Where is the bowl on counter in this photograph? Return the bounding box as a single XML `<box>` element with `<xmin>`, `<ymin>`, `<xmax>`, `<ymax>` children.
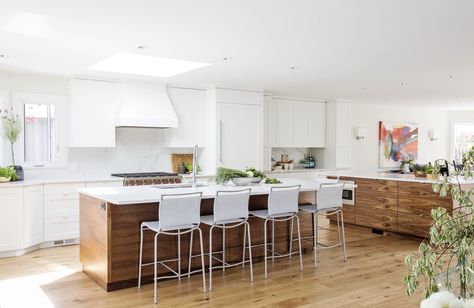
<box><xmin>232</xmin><ymin>177</ymin><xmax>260</xmax><ymax>186</ymax></box>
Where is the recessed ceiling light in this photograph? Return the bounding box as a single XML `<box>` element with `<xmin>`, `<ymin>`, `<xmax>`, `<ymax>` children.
<box><xmin>0</xmin><ymin>54</ymin><xmax>7</xmax><ymax>59</ymax></box>
<box><xmin>5</xmin><ymin>12</ymin><xmax>50</xmax><ymax>37</ymax></box>
<box><xmin>137</xmin><ymin>45</ymin><xmax>149</xmax><ymax>50</ymax></box>
<box><xmin>288</xmin><ymin>85</ymin><xmax>295</xmax><ymax>89</ymax></box>
<box><xmin>400</xmin><ymin>82</ymin><xmax>407</xmax><ymax>86</ymax></box>
<box><xmin>222</xmin><ymin>57</ymin><xmax>232</xmax><ymax>61</ymax></box>
<box><xmin>290</xmin><ymin>66</ymin><xmax>300</xmax><ymax>70</ymax></box>
<box><xmin>449</xmin><ymin>75</ymin><xmax>454</xmax><ymax>79</ymax></box>
<box><xmin>88</xmin><ymin>52</ymin><xmax>210</xmax><ymax>78</ymax></box>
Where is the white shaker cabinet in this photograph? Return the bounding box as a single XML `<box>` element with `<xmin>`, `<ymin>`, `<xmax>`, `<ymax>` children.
<box><xmin>43</xmin><ymin>182</ymin><xmax>85</xmax><ymax>242</ymax></box>
<box><xmin>165</xmin><ymin>87</ymin><xmax>206</xmax><ymax>148</ymax></box>
<box><xmin>0</xmin><ymin>187</ymin><xmax>23</xmax><ymax>252</ymax></box>
<box><xmin>270</xmin><ymin>98</ymin><xmax>326</xmax><ymax>148</ymax></box>
<box><xmin>68</xmin><ymin>79</ymin><xmax>122</xmax><ymax>147</ymax></box>
<box><xmin>217</xmin><ymin>103</ymin><xmax>263</xmax><ymax>170</ymax></box>
<box><xmin>23</xmin><ymin>185</ymin><xmax>44</xmax><ymax>248</ymax></box>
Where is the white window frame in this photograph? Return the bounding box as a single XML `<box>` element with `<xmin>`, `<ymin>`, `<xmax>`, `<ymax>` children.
<box><xmin>11</xmin><ymin>92</ymin><xmax>68</xmax><ymax>169</ymax></box>
<box><xmin>451</xmin><ymin>121</ymin><xmax>474</xmax><ymax>162</ymax></box>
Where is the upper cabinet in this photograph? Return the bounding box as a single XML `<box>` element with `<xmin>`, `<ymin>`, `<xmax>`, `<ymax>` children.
<box><xmin>68</xmin><ymin>79</ymin><xmax>122</xmax><ymax>147</ymax></box>
<box><xmin>165</xmin><ymin>87</ymin><xmax>206</xmax><ymax>148</ymax></box>
<box><xmin>266</xmin><ymin>97</ymin><xmax>326</xmax><ymax>148</ymax></box>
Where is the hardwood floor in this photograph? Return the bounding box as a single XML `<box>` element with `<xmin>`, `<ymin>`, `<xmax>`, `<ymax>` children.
<box><xmin>0</xmin><ymin>219</ymin><xmax>423</xmax><ymax>307</ymax></box>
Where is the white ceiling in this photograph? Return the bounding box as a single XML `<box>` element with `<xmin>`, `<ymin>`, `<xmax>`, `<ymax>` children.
<box><xmin>1</xmin><ymin>0</ymin><xmax>474</xmax><ymax>108</ymax></box>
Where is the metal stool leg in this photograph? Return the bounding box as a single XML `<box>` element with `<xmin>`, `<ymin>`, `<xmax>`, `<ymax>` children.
<box><xmin>313</xmin><ymin>213</ymin><xmax>317</xmax><ymax>268</ymax></box>
<box><xmin>295</xmin><ymin>216</ymin><xmax>303</xmax><ymax>272</ymax></box>
<box><xmin>138</xmin><ymin>225</ymin><xmax>144</xmax><ymax>288</ymax></box>
<box><xmin>209</xmin><ymin>226</ymin><xmax>214</xmax><ymax>291</ymax></box>
<box><xmin>154</xmin><ymin>232</ymin><xmax>159</xmax><ymax>304</ymax></box>
<box><xmin>340</xmin><ymin>211</ymin><xmax>347</xmax><ymax>262</ymax></box>
<box><xmin>188</xmin><ymin>229</ymin><xmax>193</xmax><ymax>278</ymax></box>
<box><xmin>336</xmin><ymin>211</ymin><xmax>341</xmax><ymax>244</ymax></box>
<box><xmin>242</xmin><ymin>222</ymin><xmax>247</xmax><ymax>269</ymax></box>
<box><xmin>198</xmin><ymin>227</ymin><xmax>207</xmax><ymax>293</ymax></box>
<box><xmin>264</xmin><ymin>219</ymin><xmax>268</xmax><ymax>279</ymax></box>
<box><xmin>222</xmin><ymin>226</ymin><xmax>226</xmax><ymax>272</ymax></box>
<box><xmin>246</xmin><ymin>221</ymin><xmax>254</xmax><ymax>282</ymax></box>
<box><xmin>289</xmin><ymin>218</ymin><xmax>294</xmax><ymax>260</ymax></box>
<box><xmin>272</xmin><ymin>220</ymin><xmax>275</xmax><ymax>262</ymax></box>
<box><xmin>178</xmin><ymin>232</ymin><xmax>181</xmax><ymax>280</ymax></box>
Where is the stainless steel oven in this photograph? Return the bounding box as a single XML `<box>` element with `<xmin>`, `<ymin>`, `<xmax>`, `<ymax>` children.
<box><xmin>340</xmin><ymin>180</ymin><xmax>355</xmax><ymax>205</ymax></box>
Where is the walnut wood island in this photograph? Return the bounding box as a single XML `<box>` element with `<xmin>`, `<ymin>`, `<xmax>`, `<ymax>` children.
<box><xmin>78</xmin><ymin>182</ymin><xmax>320</xmax><ymax>291</ymax></box>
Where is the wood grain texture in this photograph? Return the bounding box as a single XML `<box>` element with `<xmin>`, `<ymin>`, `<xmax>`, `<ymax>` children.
<box><xmin>355</xmin><ymin>179</ymin><xmax>398</xmax><ymax>232</ymax></box>
<box><xmin>397</xmin><ymin>182</ymin><xmax>452</xmax><ymax>237</ymax></box>
<box><xmin>79</xmin><ymin>194</ymin><xmax>109</xmax><ymax>290</ymax></box>
<box><xmin>80</xmin><ymin>193</ymin><xmax>305</xmax><ymax>291</ymax></box>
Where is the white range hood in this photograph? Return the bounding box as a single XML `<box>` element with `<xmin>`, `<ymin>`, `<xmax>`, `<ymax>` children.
<box><xmin>115</xmin><ymin>81</ymin><xmax>178</xmax><ymax>128</ymax></box>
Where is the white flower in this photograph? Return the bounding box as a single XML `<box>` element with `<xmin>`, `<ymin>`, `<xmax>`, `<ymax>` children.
<box><xmin>246</xmin><ymin>171</ymin><xmax>254</xmax><ymax>177</ymax></box>
<box><xmin>430</xmin><ymin>291</ymin><xmax>457</xmax><ymax>306</ymax></box>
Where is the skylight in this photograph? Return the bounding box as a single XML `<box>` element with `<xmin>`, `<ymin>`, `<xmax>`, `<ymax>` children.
<box><xmin>88</xmin><ymin>52</ymin><xmax>210</xmax><ymax>77</ymax></box>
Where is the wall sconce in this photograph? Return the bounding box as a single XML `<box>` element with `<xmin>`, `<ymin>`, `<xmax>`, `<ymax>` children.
<box><xmin>355</xmin><ymin>127</ymin><xmax>367</xmax><ymax>140</ymax></box>
<box><xmin>429</xmin><ymin>129</ymin><xmax>439</xmax><ymax>141</ymax></box>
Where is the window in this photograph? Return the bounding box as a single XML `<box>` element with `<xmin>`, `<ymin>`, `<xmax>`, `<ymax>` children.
<box><xmin>11</xmin><ymin>93</ymin><xmax>67</xmax><ymax>168</ymax></box>
<box><xmin>24</xmin><ymin>103</ymin><xmax>55</xmax><ymax>163</ymax></box>
<box><xmin>453</xmin><ymin>123</ymin><xmax>474</xmax><ymax>162</ymax></box>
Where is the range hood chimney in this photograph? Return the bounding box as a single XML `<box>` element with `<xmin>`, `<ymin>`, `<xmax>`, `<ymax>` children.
<box><xmin>115</xmin><ymin>81</ymin><xmax>178</xmax><ymax>128</ymax></box>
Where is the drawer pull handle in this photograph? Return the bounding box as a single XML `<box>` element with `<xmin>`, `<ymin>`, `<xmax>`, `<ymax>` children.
<box><xmin>100</xmin><ymin>202</ymin><xmax>106</xmax><ymax>211</ymax></box>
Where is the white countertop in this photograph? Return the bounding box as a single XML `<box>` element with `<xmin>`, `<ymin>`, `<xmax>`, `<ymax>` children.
<box><xmin>78</xmin><ymin>178</ymin><xmax>324</xmax><ymax>205</ymax></box>
<box><xmin>0</xmin><ymin>175</ymin><xmax>123</xmax><ymax>188</ymax></box>
<box><xmin>322</xmin><ymin>170</ymin><xmax>445</xmax><ymax>183</ymax></box>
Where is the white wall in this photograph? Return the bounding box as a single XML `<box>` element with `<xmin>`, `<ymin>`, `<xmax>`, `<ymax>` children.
<box><xmin>350</xmin><ymin>103</ymin><xmax>449</xmax><ymax>172</ymax></box>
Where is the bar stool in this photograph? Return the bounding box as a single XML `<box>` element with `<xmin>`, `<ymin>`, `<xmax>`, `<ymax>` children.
<box><xmin>200</xmin><ymin>188</ymin><xmax>253</xmax><ymax>290</ymax></box>
<box><xmin>298</xmin><ymin>183</ymin><xmax>346</xmax><ymax>268</ymax></box>
<box><xmin>250</xmin><ymin>185</ymin><xmax>303</xmax><ymax>279</ymax></box>
<box><xmin>138</xmin><ymin>192</ymin><xmax>206</xmax><ymax>304</ymax></box>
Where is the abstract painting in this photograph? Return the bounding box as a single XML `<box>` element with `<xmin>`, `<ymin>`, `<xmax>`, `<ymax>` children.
<box><xmin>379</xmin><ymin>121</ymin><xmax>418</xmax><ymax>168</ymax></box>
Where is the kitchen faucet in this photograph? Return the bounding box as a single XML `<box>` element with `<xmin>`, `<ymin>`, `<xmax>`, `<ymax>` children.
<box><xmin>192</xmin><ymin>144</ymin><xmax>198</xmax><ymax>188</ymax></box>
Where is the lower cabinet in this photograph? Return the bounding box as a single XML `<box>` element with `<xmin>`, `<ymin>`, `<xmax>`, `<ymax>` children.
<box><xmin>355</xmin><ymin>179</ymin><xmax>398</xmax><ymax>232</ymax></box>
<box><xmin>338</xmin><ymin>177</ymin><xmax>453</xmax><ymax>238</ymax></box>
<box><xmin>23</xmin><ymin>185</ymin><xmax>44</xmax><ymax>247</ymax></box>
<box><xmin>0</xmin><ymin>187</ymin><xmax>24</xmax><ymax>252</ymax></box>
<box><xmin>0</xmin><ymin>180</ymin><xmax>123</xmax><ymax>254</ymax></box>
<box><xmin>397</xmin><ymin>181</ymin><xmax>452</xmax><ymax>237</ymax></box>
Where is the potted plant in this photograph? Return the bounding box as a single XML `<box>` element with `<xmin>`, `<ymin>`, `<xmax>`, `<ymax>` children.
<box><xmin>0</xmin><ymin>166</ymin><xmax>18</xmax><ymax>183</ymax></box>
<box><xmin>401</xmin><ymin>154</ymin><xmax>414</xmax><ymax>174</ymax></box>
<box><xmin>412</xmin><ymin>163</ymin><xmax>427</xmax><ymax>177</ymax></box>
<box><xmin>0</xmin><ymin>109</ymin><xmax>23</xmax><ymax>180</ymax></box>
<box><xmin>404</xmin><ymin>154</ymin><xmax>474</xmax><ymax>304</ymax></box>
<box><xmin>425</xmin><ymin>162</ymin><xmax>441</xmax><ymax>180</ymax></box>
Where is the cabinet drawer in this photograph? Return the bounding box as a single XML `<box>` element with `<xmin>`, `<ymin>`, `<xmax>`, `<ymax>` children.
<box><xmin>356</xmin><ymin>178</ymin><xmax>398</xmax><ymax>194</ymax></box>
<box><xmin>44</xmin><ymin>216</ymin><xmax>79</xmax><ymax>241</ymax></box>
<box><xmin>43</xmin><ymin>182</ymin><xmax>85</xmax><ymax>195</ymax></box>
<box><xmin>44</xmin><ymin>196</ymin><xmax>79</xmax><ymax>218</ymax></box>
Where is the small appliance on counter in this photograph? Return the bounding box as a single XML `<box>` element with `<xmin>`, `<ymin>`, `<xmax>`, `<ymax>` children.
<box><xmin>111</xmin><ymin>172</ymin><xmax>182</xmax><ymax>186</ymax></box>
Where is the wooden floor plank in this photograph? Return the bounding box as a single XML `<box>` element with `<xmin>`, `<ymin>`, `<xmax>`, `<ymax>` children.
<box><xmin>0</xmin><ymin>218</ymin><xmax>423</xmax><ymax>307</ymax></box>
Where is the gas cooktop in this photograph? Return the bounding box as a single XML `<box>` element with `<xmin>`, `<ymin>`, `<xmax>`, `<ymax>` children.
<box><xmin>111</xmin><ymin>172</ymin><xmax>178</xmax><ymax>178</ymax></box>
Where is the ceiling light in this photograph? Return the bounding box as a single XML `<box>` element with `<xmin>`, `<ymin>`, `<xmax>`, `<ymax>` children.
<box><xmin>449</xmin><ymin>75</ymin><xmax>454</xmax><ymax>79</ymax></box>
<box><xmin>137</xmin><ymin>45</ymin><xmax>149</xmax><ymax>50</ymax></box>
<box><xmin>5</xmin><ymin>12</ymin><xmax>51</xmax><ymax>37</ymax></box>
<box><xmin>288</xmin><ymin>85</ymin><xmax>295</xmax><ymax>89</ymax></box>
<box><xmin>88</xmin><ymin>52</ymin><xmax>210</xmax><ymax>78</ymax></box>
<box><xmin>400</xmin><ymin>82</ymin><xmax>407</xmax><ymax>86</ymax></box>
<box><xmin>222</xmin><ymin>57</ymin><xmax>232</xmax><ymax>61</ymax></box>
<box><xmin>0</xmin><ymin>54</ymin><xmax>7</xmax><ymax>59</ymax></box>
<box><xmin>290</xmin><ymin>66</ymin><xmax>300</xmax><ymax>70</ymax></box>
